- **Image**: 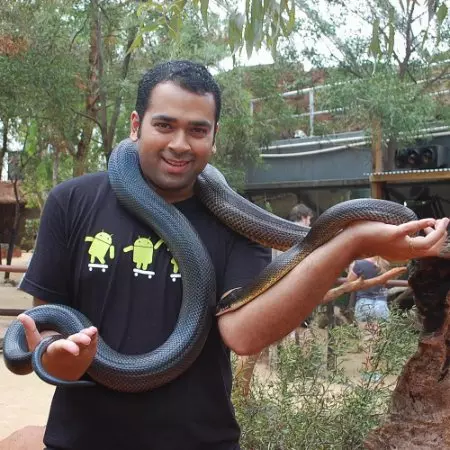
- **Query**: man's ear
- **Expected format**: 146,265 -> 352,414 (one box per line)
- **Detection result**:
212,122 -> 220,148
130,111 -> 140,141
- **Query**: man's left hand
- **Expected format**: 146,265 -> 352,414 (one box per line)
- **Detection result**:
345,217 -> 449,262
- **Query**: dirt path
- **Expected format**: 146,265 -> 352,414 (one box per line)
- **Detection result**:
0,254 -> 53,441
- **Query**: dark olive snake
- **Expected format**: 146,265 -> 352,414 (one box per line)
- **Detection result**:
3,138 -> 418,392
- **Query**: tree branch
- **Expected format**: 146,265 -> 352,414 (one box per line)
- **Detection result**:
72,108 -> 102,129
323,266 -> 407,302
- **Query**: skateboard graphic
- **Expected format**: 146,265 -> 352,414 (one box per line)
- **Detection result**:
133,268 -> 156,279
170,273 -> 181,282
88,263 -> 108,273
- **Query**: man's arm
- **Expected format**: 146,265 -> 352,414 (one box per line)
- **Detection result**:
218,218 -> 448,355
18,298 -> 97,380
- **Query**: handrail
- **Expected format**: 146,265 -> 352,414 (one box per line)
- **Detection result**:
0,265 -> 27,273
0,273 -> 408,318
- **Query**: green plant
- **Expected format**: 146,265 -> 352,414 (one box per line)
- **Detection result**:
232,309 -> 419,449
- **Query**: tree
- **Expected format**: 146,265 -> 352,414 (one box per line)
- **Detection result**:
288,0 -> 450,172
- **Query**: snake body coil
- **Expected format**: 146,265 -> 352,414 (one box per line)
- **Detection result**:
3,139 -> 417,392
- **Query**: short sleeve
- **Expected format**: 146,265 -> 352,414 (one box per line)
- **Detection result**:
352,260 -> 364,277
222,234 -> 271,296
20,191 -> 70,304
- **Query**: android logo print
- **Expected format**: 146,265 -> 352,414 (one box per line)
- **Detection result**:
85,231 -> 115,272
123,237 -> 164,279
170,256 -> 181,282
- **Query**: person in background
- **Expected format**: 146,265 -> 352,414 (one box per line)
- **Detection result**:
347,256 -> 391,381
272,203 -> 314,343
288,203 -> 314,227
347,256 -> 391,323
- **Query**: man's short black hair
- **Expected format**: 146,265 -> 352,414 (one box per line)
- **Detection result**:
135,60 -> 221,124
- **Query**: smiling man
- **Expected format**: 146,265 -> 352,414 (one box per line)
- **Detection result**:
16,60 -> 448,450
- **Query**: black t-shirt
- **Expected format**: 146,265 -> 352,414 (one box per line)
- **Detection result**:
20,172 -> 271,450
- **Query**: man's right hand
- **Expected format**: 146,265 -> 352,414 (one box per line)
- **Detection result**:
18,313 -> 98,382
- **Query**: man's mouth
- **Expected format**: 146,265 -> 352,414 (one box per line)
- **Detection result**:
164,158 -> 190,167
161,156 -> 192,174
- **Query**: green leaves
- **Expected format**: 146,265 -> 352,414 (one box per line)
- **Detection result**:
135,0 -> 297,59
369,18 -> 381,58
200,0 -> 209,26
436,2 -> 448,25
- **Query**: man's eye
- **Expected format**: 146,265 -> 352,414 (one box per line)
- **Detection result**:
155,123 -> 171,130
191,128 -> 207,136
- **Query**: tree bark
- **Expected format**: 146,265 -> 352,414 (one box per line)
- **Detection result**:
0,117 -> 9,179
101,26 -> 137,160
4,179 -> 21,281
52,148 -> 60,187
365,257 -> 450,449
385,137 -> 398,172
73,0 -> 100,177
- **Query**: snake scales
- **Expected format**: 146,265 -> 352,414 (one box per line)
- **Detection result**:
3,138 -> 417,392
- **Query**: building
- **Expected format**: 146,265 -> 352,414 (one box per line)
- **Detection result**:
245,129 -> 450,221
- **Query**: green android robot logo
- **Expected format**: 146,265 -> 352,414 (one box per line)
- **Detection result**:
123,237 -> 164,271
85,231 -> 115,265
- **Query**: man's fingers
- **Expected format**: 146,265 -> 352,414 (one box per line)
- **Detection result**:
17,314 -> 41,351
68,333 -> 92,347
82,326 -> 98,339
46,338 -> 81,356
408,219 -> 448,251
46,328 -> 98,357
397,218 -> 436,236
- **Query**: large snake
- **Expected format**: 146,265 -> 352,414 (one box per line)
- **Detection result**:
3,138 -> 418,392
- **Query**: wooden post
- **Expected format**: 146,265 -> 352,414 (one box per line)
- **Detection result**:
371,119 -> 385,200
370,180 -> 384,199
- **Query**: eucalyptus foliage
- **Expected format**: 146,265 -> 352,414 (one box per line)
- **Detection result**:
233,308 -> 419,449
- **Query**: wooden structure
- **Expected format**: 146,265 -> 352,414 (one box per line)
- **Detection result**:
0,181 -> 26,256
370,167 -> 450,198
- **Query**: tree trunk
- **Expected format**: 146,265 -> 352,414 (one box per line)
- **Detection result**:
72,0 -> 100,177
73,129 -> 93,177
4,179 -> 21,281
371,118 -> 383,173
365,257 -> 450,449
385,137 -> 398,172
52,148 -> 60,187
102,26 -> 138,160
370,118 -> 385,198
0,117 -> 9,179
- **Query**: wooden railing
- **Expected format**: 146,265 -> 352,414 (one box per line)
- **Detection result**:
0,266 -> 409,317
0,265 -> 27,274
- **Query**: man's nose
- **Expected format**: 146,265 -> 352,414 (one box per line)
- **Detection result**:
168,131 -> 190,153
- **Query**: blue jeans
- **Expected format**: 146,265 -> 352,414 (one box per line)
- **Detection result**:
355,298 -> 389,322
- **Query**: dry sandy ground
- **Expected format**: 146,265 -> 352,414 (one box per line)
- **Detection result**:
0,254 -> 53,443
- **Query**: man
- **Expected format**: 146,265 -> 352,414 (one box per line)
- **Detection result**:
17,60 -> 448,450
273,202 -> 315,335
288,203 -> 314,227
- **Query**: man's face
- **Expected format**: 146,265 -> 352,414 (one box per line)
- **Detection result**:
298,216 -> 312,227
131,81 -> 217,203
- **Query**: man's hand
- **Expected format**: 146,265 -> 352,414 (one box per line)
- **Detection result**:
17,313 -> 98,381
346,217 -> 449,262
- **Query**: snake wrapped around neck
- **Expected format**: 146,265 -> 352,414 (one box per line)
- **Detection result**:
3,138 -> 418,392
